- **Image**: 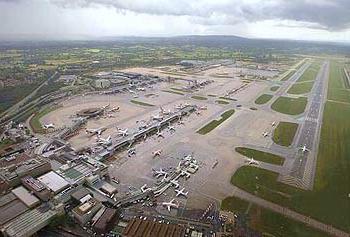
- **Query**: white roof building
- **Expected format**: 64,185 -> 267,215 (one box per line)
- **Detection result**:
37,171 -> 70,194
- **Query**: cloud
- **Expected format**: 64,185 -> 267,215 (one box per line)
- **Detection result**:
51,0 -> 350,31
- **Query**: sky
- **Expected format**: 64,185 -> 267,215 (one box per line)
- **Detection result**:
1,0 -> 350,42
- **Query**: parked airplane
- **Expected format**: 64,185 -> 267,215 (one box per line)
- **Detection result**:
162,199 -> 179,212
96,135 -> 112,145
152,114 -> 164,121
86,127 -> 106,136
170,179 -> 179,188
136,87 -> 146,91
156,131 -> 164,138
154,168 -> 167,178
245,157 -> 260,166
262,132 -> 269,137
168,124 -> 175,132
127,148 -> 136,156
180,170 -> 191,179
108,106 -> 120,113
198,105 -> 207,110
128,89 -> 136,94
117,128 -> 128,137
42,123 -> 55,129
175,188 -> 188,198
300,145 -> 310,153
160,106 -> 171,115
272,121 -> 276,126
152,149 -> 162,157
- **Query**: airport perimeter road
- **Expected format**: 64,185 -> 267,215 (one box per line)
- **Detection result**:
231,186 -> 350,237
284,61 -> 329,189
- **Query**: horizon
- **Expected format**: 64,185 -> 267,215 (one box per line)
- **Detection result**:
1,0 -> 350,43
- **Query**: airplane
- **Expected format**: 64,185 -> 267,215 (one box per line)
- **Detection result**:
156,131 -> 164,138
108,106 -> 120,113
160,106 -> 171,115
272,121 -> 276,126
245,157 -> 260,166
170,179 -> 179,188
96,135 -> 112,145
86,127 -> 106,136
300,145 -> 310,153
152,114 -> 164,121
183,154 -> 193,162
168,124 -> 175,132
198,105 -> 207,110
42,123 -> 55,129
162,199 -> 179,212
175,188 -> 188,198
128,89 -> 136,94
101,104 -> 110,110
180,170 -> 191,179
152,149 -> 162,157
262,132 -> 269,137
127,148 -> 136,156
154,168 -> 168,178
136,87 -> 146,91
117,128 -> 128,137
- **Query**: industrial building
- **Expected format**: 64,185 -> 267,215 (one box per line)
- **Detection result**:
37,171 -> 70,194
72,197 -> 102,225
93,208 -> 118,234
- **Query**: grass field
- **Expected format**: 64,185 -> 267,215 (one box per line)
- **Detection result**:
130,100 -> 155,107
197,109 -> 235,135
221,196 -> 329,237
287,81 -> 314,94
270,86 -> 280,91
216,100 -> 230,105
297,62 -> 320,82
235,147 -> 284,165
191,95 -> 208,101
327,61 -> 350,103
161,90 -> 184,95
221,196 -> 249,214
271,96 -> 307,115
29,107 -> 57,133
255,94 -> 273,105
0,139 -> 15,150
272,122 -> 298,147
219,97 -> 237,101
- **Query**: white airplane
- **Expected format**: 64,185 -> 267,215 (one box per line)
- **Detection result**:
183,154 -> 193,162
156,131 -> 164,138
262,132 -> 269,137
136,87 -> 146,91
42,123 -> 55,129
96,135 -> 112,145
101,104 -> 110,110
127,148 -> 136,156
108,106 -> 120,112
168,124 -> 175,132
117,128 -> 128,137
86,127 -> 106,136
152,149 -> 162,157
245,157 -> 260,166
198,105 -> 207,110
175,188 -> 188,198
180,170 -> 191,179
170,179 -> 179,188
152,114 -> 164,121
300,145 -> 309,153
160,106 -> 171,115
272,121 -> 276,126
162,199 -> 179,212
154,168 -> 167,178
128,89 -> 136,94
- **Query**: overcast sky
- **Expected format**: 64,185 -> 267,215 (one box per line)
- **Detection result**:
1,0 -> 350,42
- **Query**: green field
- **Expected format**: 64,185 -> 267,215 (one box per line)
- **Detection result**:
235,147 -> 284,165
287,81 -> 314,94
270,86 -> 280,91
271,96 -> 307,115
29,106 -> 57,133
191,95 -> 208,101
297,62 -> 320,82
281,70 -> 296,81
221,196 -> 329,237
327,61 -> 350,103
130,100 -> 155,107
255,94 -> 273,105
197,109 -> 235,135
273,122 -> 298,147
216,100 -> 230,105
161,90 -> 184,95
221,196 -> 249,214
219,97 -> 237,101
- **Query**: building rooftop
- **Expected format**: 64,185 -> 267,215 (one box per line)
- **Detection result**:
11,186 -> 40,208
37,171 -> 70,193
0,193 -> 28,226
